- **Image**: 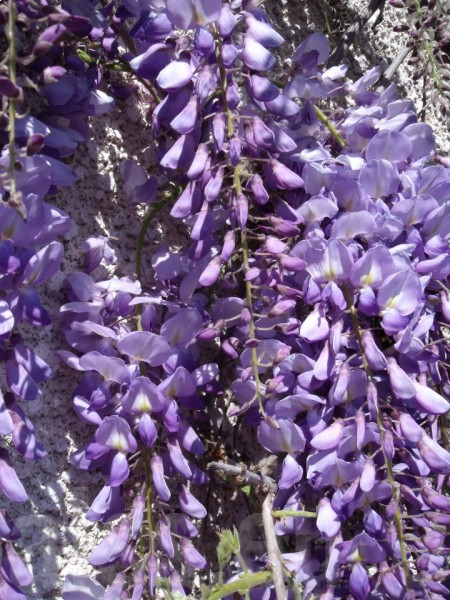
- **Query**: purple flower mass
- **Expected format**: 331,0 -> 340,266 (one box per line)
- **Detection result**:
0,0 -> 450,598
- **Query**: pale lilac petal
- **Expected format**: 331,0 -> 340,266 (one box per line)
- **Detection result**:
412,381 -> 450,415
279,455 -> 303,489
245,13 -> 284,47
157,61 -> 194,92
118,331 -> 171,366
108,452 -> 130,487
300,306 -> 329,342
181,538 -> 207,569
151,455 -> 171,501
418,435 -> 450,474
178,484 -> 207,518
242,37 -> 275,71
122,376 -> 166,414
311,420 -> 344,451
330,211 -> 377,241
20,241 -> 62,287
387,358 -> 416,400
138,414 -> 157,447
95,416 -> 137,453
79,352 -> 130,384
378,271 -> 422,316
317,497 -> 340,539
0,450 -> 28,502
88,520 -> 130,566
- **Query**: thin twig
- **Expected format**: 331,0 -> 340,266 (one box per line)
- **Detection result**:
262,494 -> 286,600
208,461 -> 277,493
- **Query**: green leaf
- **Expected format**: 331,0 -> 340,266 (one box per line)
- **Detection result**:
76,49 -> 94,64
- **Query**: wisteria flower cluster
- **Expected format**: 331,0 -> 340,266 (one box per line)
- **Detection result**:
1,0 -> 450,599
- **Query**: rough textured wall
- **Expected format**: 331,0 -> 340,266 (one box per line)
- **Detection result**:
12,1 -> 448,597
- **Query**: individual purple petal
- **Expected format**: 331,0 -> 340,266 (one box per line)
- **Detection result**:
177,422 -> 205,455
62,574 -> 106,600
0,542 -> 32,588
151,455 -> 171,501
300,305 -> 329,342
421,486 -> 450,511
159,514 -> 174,558
365,130 -> 412,163
160,134 -> 195,170
249,75 -> 279,102
359,459 -> 376,493
337,531 -> 386,564
159,367 -> 197,399
398,413 -> 424,443
402,123 -> 435,160
118,331 -> 171,366
6,360 -> 40,401
85,485 -> 125,523
295,239 -> 353,283
359,159 -> 400,198
330,211 -> 377,241
79,352 -> 130,384
293,32 -> 330,65
170,95 -> 198,134
411,382 -> 450,415
157,60 -> 194,92
178,484 -> 207,518
167,436 -> 192,478
161,308 -> 203,346
122,161 -> 157,206
95,416 -> 137,453
122,376 -> 166,414
0,301 -> 14,336
242,37 -> 275,71
361,330 -> 387,371
245,13 -> 284,47
108,452 -> 130,487
417,435 -> 450,475
378,271 -> 422,316
194,27 -> 214,58
88,520 -> 130,566
138,414 -> 157,447
166,0 -> 221,28
257,417 -> 305,455
387,358 -> 415,400
350,246 -> 396,289
0,450 -> 28,503
20,242 -> 63,287
192,363 -> 219,386
217,3 -> 236,35
349,563 -> 370,600
279,455 -> 303,490
131,494 -> 145,541
311,420 -> 344,451
317,497 -> 340,539
181,538 -> 207,569
265,94 -> 300,117
266,159 -> 304,189
10,288 -> 51,327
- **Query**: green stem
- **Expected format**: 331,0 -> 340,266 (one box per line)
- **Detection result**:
313,104 -> 346,148
215,33 -> 266,415
143,448 -> 155,555
272,510 -> 317,518
207,571 -> 273,600
8,0 -> 16,199
345,291 -> 412,588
